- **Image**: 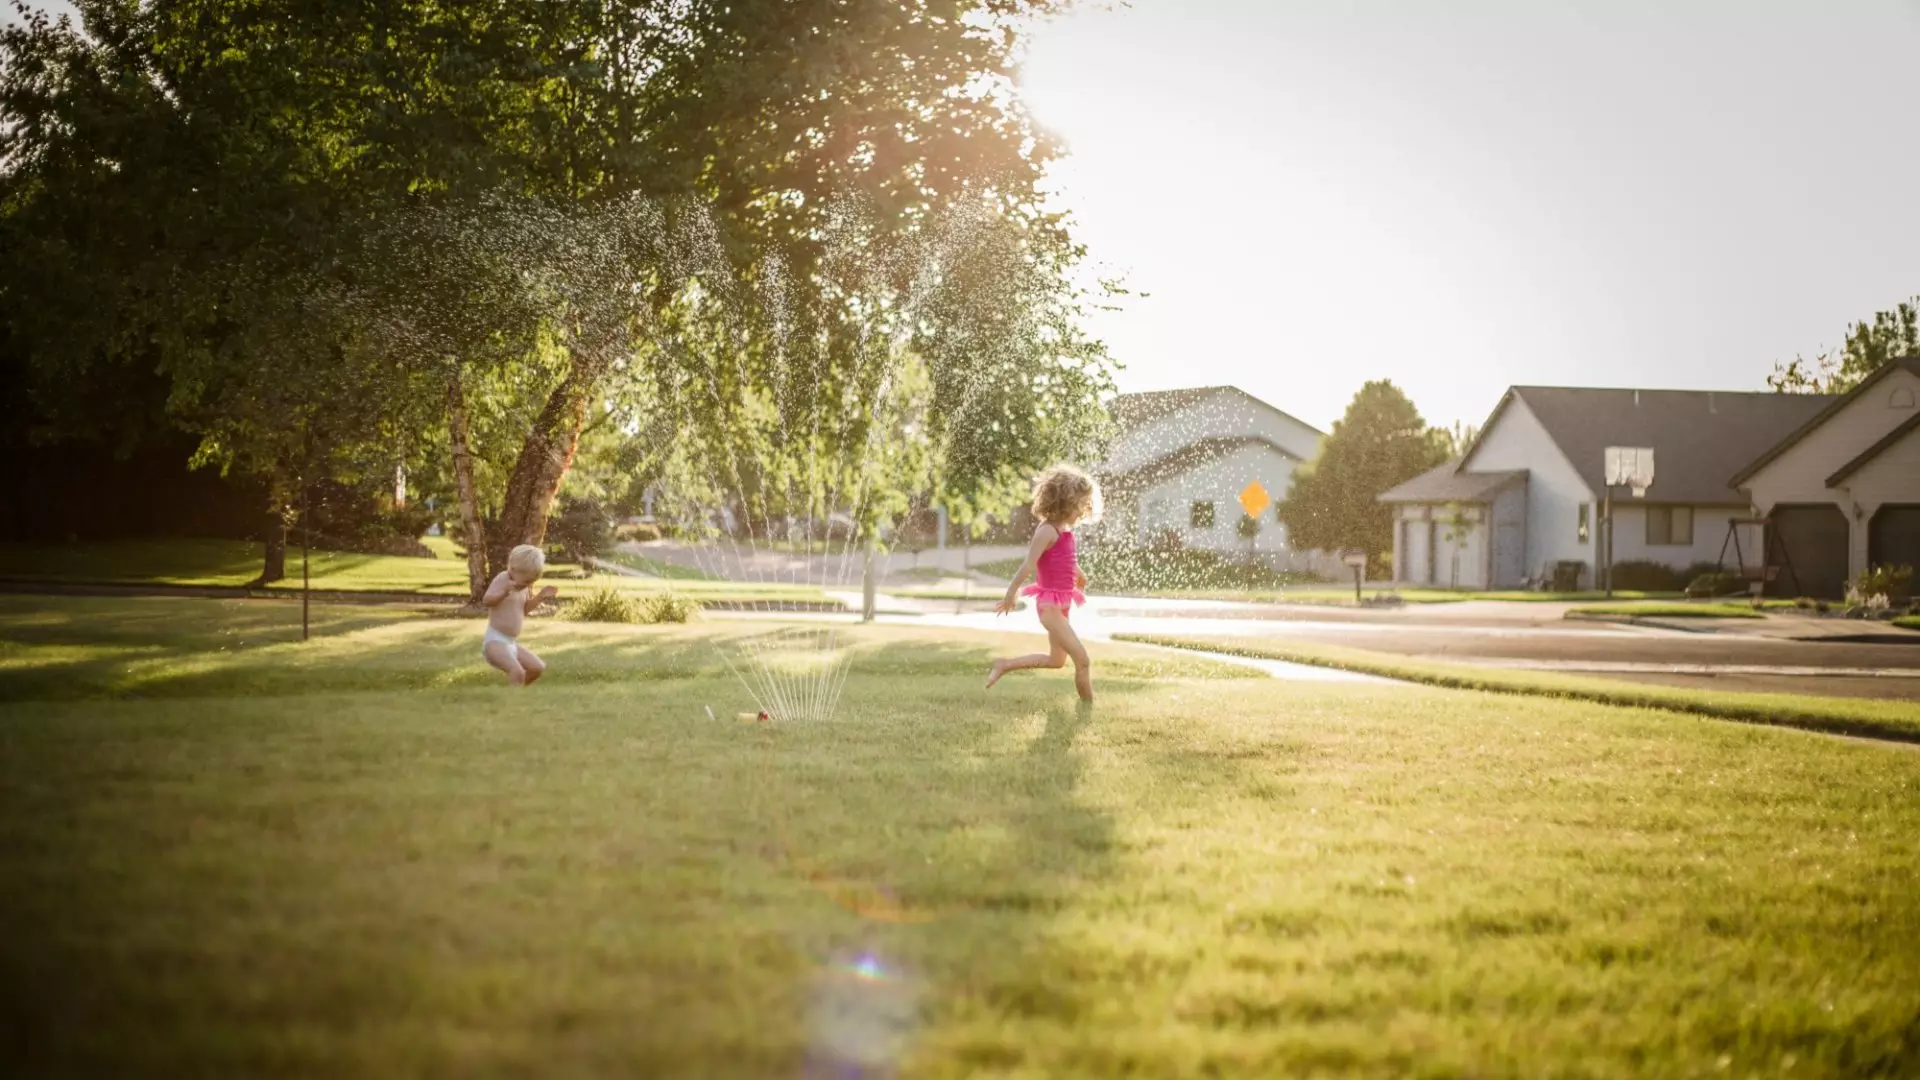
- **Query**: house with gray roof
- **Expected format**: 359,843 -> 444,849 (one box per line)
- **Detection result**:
1097,386 -> 1328,569
1730,357 -> 1920,598
1379,382 -> 1852,592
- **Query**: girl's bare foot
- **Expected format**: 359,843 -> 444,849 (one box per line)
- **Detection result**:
985,660 -> 1008,690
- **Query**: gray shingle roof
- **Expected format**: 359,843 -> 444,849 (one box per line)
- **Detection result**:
1378,459 -> 1528,504
1103,435 -> 1299,494
1472,386 -> 1836,504
1109,386 -> 1325,438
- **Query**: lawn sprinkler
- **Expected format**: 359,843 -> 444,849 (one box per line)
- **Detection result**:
738,710 -> 772,723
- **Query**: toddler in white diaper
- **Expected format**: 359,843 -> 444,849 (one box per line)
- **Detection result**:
482,544 -> 559,686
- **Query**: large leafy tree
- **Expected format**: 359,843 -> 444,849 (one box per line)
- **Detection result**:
1769,297 -> 1919,394
2,0 -> 1106,595
1277,380 -> 1448,566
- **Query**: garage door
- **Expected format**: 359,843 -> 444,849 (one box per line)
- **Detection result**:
1869,505 -> 1920,572
1769,504 -> 1851,600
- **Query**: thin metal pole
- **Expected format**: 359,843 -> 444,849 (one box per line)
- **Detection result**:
1603,489 -> 1613,599
301,473 -> 311,641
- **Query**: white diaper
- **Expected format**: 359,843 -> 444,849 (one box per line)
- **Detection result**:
481,626 -> 518,658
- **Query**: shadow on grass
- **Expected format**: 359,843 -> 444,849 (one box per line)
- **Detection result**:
735,636 -> 1118,1075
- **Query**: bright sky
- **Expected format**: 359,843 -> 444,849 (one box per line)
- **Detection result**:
13,1 -> 1918,433
1018,0 -> 1920,431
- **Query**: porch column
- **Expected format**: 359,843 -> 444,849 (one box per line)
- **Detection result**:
1850,498 -> 1877,583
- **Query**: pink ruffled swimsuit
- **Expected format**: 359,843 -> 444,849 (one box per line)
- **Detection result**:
1021,528 -> 1085,616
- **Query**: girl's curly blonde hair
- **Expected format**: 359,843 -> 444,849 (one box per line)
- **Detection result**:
1030,463 -> 1102,528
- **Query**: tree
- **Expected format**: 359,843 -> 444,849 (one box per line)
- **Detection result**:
3,0 -> 1095,578
1277,381 -> 1448,567
1769,297 -> 1919,394
1430,420 -> 1480,460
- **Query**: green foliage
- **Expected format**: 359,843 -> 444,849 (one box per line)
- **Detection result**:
613,522 -> 664,543
1607,560 -> 1685,592
1235,514 -> 1261,541
633,591 -> 702,625
545,496 -> 614,565
565,581 -> 702,625
1854,564 -> 1914,603
1768,297 -> 1919,394
1686,572 -> 1748,598
1276,381 -> 1450,564
2,0 -> 1105,586
565,582 -> 643,624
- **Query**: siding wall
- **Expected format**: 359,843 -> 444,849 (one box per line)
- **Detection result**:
1462,396 -> 1597,585
1132,443 -> 1302,557
1603,502 -> 1755,572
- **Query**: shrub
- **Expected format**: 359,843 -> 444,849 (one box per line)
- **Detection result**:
1682,560 -> 1725,582
1856,564 -> 1914,604
1236,514 -> 1261,541
566,581 -> 640,623
1793,596 -> 1816,609
614,521 -> 663,544
635,591 -> 701,624
1685,572 -> 1745,598
1608,560 -> 1683,592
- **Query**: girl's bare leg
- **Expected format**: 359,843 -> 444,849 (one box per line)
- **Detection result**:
516,645 -> 547,686
1038,606 -> 1093,702
484,640 -> 527,686
986,617 -> 1070,689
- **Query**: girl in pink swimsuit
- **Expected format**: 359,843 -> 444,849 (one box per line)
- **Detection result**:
987,464 -> 1103,702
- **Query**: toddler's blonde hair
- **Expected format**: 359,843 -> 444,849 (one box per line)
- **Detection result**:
1030,463 -> 1102,528
507,544 -> 546,579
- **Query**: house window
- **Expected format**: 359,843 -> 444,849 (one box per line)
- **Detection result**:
1577,503 -> 1590,543
1190,501 -> 1215,529
1646,505 -> 1694,546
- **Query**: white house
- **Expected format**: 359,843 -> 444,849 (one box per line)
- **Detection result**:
1095,386 -> 1327,569
1377,460 -> 1528,590
1380,383 -> 1839,591
1731,357 -> 1920,598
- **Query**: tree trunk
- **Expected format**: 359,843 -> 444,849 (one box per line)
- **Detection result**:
488,357 -> 602,575
447,371 -> 490,603
255,481 -> 287,586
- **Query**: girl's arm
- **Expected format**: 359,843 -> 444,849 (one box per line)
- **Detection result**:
482,572 -> 517,608
997,524 -> 1059,611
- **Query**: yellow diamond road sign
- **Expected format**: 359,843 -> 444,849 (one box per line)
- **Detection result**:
1238,480 -> 1271,519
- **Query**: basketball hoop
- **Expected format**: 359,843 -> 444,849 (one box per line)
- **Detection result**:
1606,447 -> 1655,499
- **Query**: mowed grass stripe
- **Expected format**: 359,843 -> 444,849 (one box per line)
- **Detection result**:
1120,634 -> 1920,745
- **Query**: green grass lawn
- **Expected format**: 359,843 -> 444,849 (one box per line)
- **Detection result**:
2,597 -> 1918,1077
1569,601 -> 1764,620
1895,615 -> 1920,632
1119,634 -> 1920,743
595,547 -> 721,581
0,538 -> 825,604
